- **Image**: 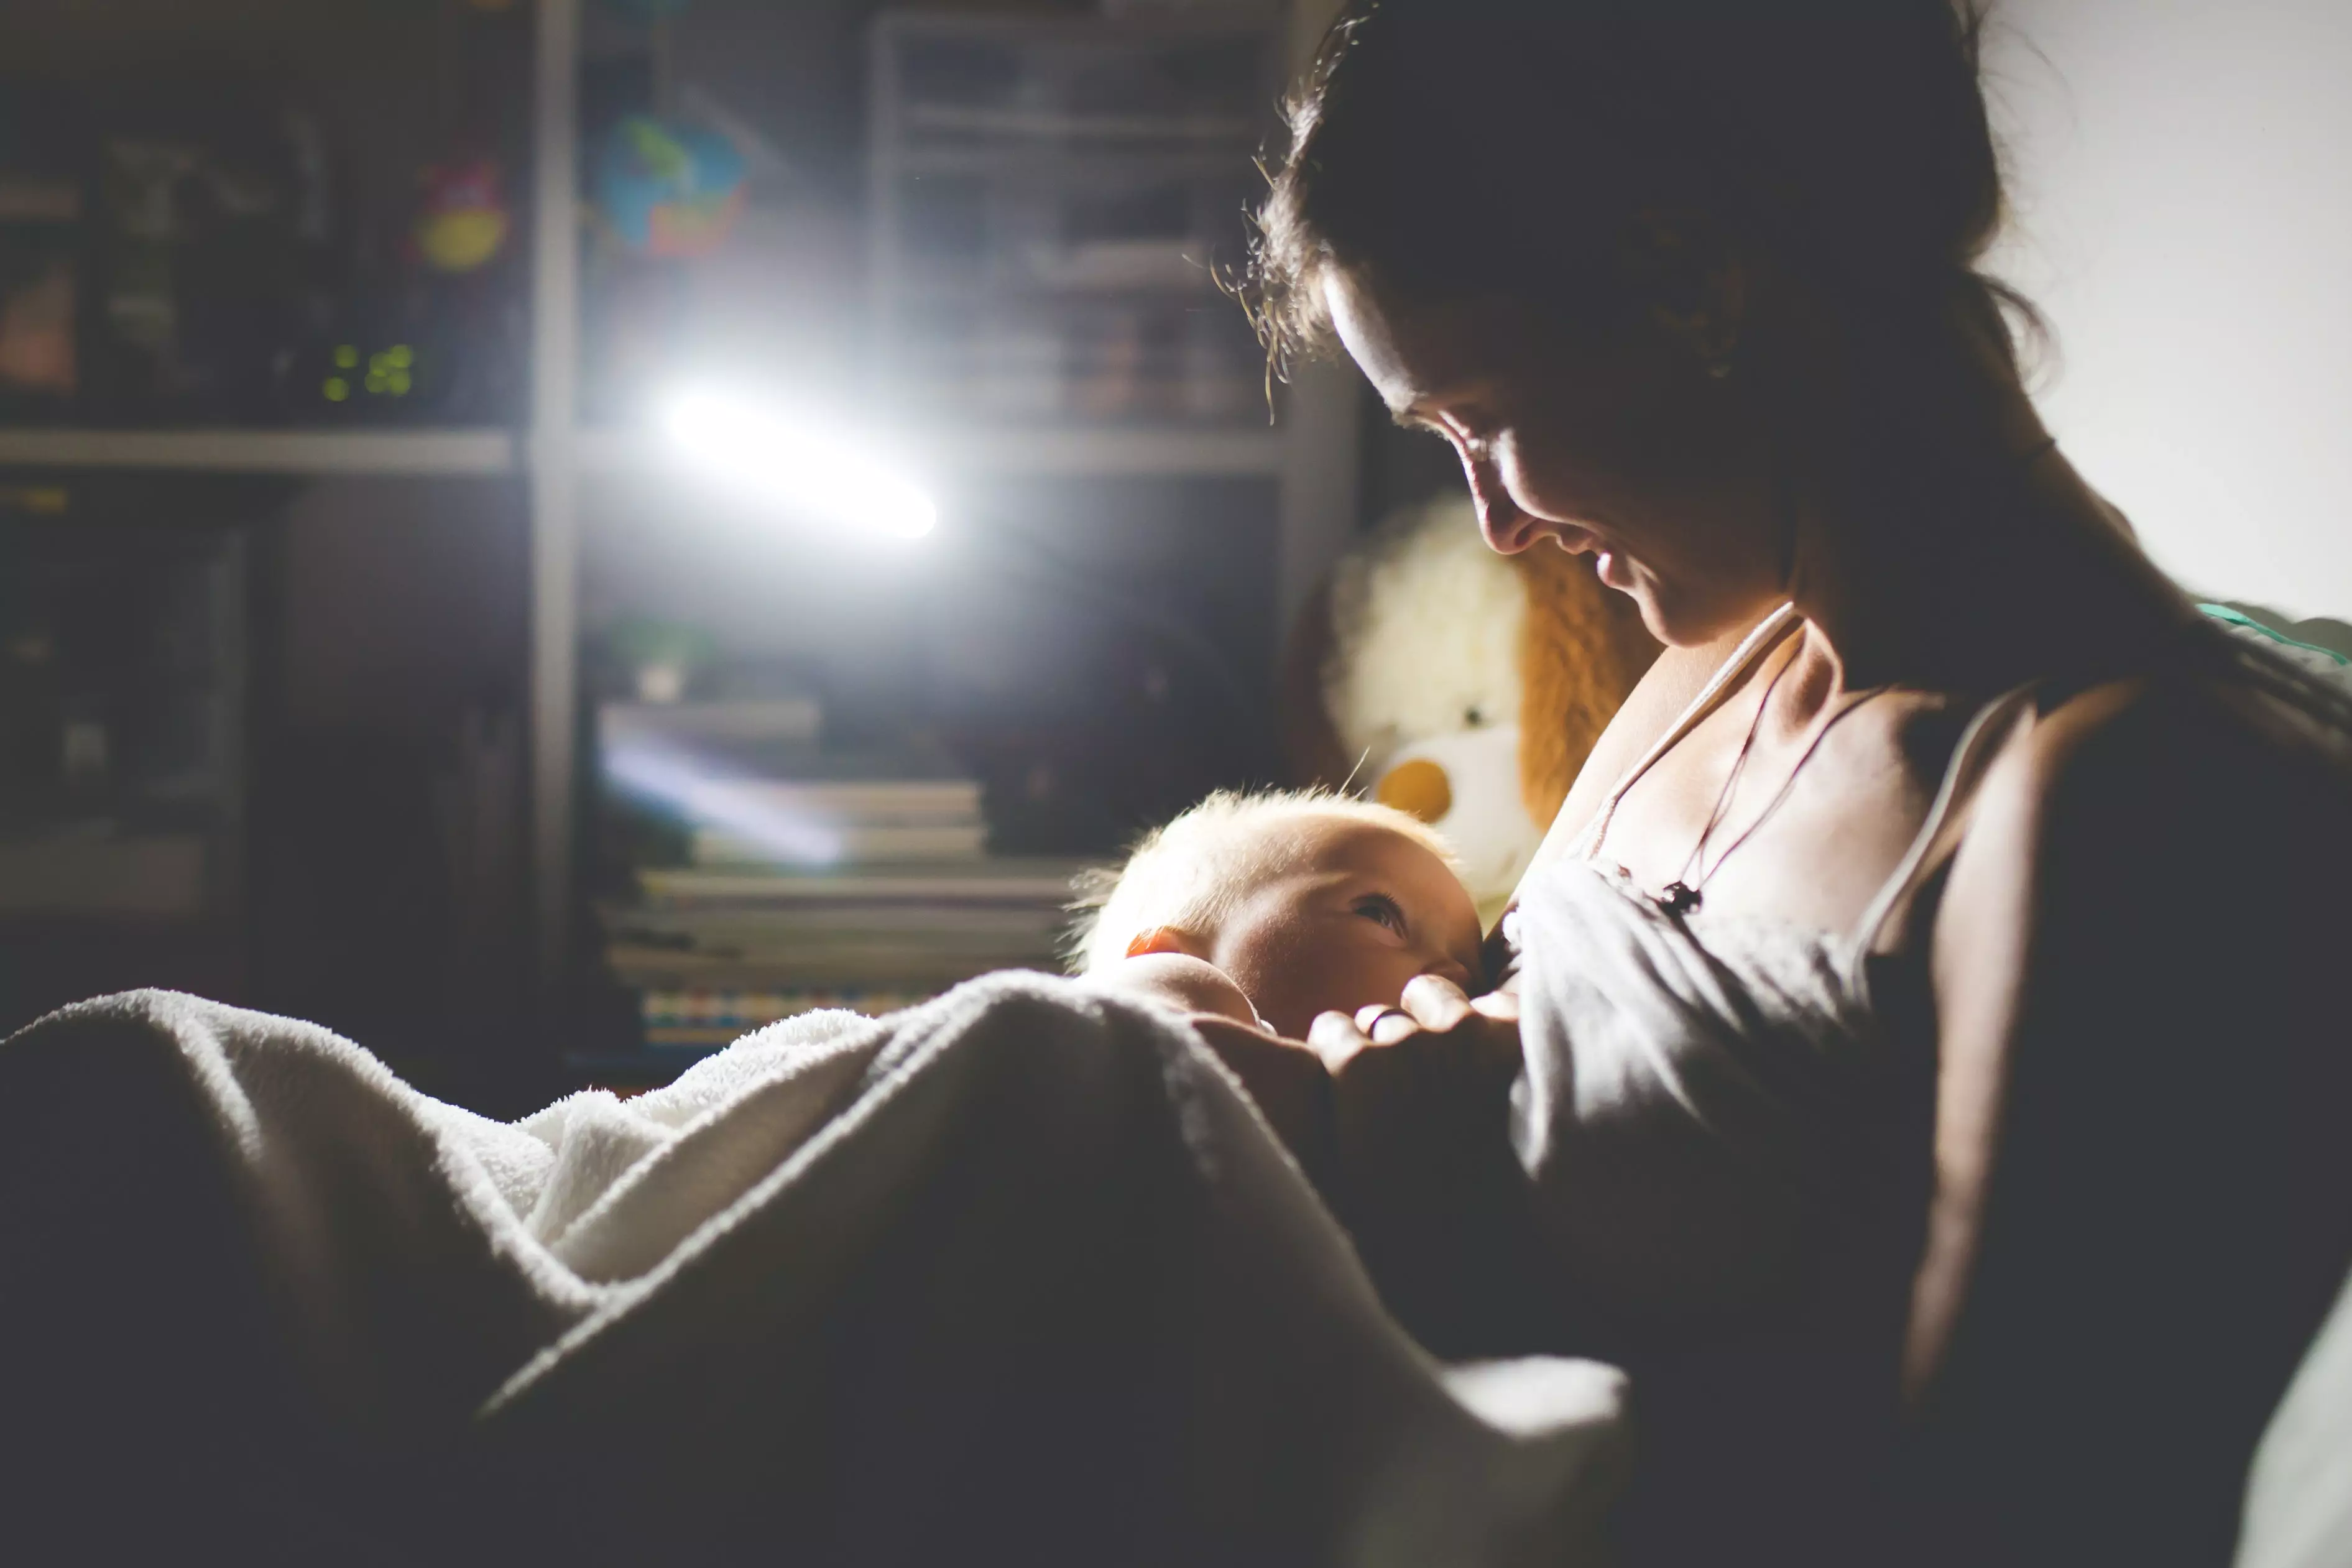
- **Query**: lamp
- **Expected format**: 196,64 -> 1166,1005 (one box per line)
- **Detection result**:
662,387 -> 937,541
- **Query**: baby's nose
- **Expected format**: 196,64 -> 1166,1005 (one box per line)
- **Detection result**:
1421,956 -> 1477,994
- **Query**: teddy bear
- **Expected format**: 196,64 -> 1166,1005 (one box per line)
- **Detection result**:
1281,495 -> 1657,920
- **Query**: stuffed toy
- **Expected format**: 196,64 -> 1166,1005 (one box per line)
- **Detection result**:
1281,496 -> 1656,920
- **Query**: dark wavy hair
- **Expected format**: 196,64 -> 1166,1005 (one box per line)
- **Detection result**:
1247,0 -> 2039,380
1247,0 -> 2352,754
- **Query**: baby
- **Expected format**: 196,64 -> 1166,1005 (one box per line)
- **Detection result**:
1068,789 -> 1487,1043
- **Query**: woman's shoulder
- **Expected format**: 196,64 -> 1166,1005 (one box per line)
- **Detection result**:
2003,653 -> 2349,814
1947,663 -> 2352,951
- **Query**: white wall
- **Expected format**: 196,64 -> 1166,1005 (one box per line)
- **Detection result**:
1985,0 -> 2352,619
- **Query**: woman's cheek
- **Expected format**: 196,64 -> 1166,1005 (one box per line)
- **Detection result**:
1499,428 -> 1605,526
1494,443 -> 1547,520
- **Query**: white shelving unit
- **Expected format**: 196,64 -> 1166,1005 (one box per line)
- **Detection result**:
574,423 -> 1286,479
0,0 -> 1360,998
0,429 -> 520,476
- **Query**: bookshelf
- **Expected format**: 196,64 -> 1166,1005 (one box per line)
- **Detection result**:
0,423 -> 1282,484
0,0 -> 1360,1012
0,430 -> 519,476
574,423 -> 1285,480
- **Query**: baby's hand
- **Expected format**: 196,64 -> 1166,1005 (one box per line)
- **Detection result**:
1086,951 -> 1262,1030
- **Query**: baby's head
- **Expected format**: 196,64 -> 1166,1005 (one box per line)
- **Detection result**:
1069,789 -> 1485,1040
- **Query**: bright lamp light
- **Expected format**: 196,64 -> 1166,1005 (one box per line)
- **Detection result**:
663,389 -> 938,540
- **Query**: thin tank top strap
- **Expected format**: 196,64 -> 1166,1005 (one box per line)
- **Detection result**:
1850,681 -> 2041,957
1572,603 -> 1804,864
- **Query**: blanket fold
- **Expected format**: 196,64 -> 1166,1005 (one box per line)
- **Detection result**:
0,976 -> 1625,1567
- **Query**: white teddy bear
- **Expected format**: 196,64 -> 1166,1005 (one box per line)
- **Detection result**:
1321,496 -> 1549,920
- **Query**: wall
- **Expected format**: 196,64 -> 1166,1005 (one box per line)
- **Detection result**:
1985,0 -> 2352,620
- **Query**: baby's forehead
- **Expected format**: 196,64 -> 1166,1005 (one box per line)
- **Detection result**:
1240,813 -> 1443,882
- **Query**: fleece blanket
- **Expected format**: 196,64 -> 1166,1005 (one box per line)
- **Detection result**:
0,975 -> 1625,1567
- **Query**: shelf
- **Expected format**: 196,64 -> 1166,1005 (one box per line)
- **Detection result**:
0,428 -> 520,477
888,277 -> 1227,305
578,423 -> 1284,480
0,423 -> 1283,482
892,145 -> 1258,179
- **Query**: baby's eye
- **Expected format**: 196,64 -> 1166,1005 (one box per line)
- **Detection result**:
1353,893 -> 1408,936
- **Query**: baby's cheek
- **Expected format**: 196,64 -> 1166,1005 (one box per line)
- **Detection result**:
1293,956 -> 1418,1037
1216,928 -> 1339,1041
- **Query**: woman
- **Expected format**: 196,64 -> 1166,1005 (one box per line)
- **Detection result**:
7,7 -> 2345,1563
1228,2 -> 2352,1563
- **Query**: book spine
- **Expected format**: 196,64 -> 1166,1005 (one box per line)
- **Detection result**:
639,987 -> 939,1035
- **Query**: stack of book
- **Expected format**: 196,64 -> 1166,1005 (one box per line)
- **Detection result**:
685,772 -> 990,870
595,706 -> 1087,1051
605,860 -> 1088,1048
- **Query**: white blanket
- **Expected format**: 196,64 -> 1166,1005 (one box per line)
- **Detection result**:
0,975 -> 1625,1566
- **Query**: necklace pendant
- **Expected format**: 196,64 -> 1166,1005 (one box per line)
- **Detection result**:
1656,880 -> 1703,916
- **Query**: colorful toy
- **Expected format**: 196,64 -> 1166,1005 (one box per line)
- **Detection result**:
281,328 -> 436,422
414,159 -> 510,274
1282,495 -> 1656,919
594,116 -> 745,259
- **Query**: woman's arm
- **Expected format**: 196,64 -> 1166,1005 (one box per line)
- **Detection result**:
1304,985 -> 1544,1353
1188,1016 -> 1339,1192
1909,681 -> 2352,1565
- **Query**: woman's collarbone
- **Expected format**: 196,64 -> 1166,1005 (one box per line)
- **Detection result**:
1602,694 -> 1953,933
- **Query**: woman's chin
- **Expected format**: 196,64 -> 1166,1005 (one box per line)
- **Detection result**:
1634,582 -> 1761,649
1610,574 -> 1681,645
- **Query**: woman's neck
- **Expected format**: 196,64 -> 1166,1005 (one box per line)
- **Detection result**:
1770,298 -> 2195,700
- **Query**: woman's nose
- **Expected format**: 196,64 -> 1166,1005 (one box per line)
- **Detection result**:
1464,454 -> 1542,555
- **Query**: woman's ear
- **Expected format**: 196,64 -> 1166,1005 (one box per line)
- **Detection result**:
1620,206 -> 1748,376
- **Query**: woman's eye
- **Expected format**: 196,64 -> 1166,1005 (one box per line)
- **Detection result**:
1353,894 -> 1408,936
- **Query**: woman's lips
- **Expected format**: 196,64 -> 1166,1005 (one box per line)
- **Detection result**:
1547,523 -> 1636,591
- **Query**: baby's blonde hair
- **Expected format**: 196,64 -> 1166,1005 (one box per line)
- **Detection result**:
1064,786 -> 1459,975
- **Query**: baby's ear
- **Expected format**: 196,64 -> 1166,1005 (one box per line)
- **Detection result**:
1125,926 -> 1199,960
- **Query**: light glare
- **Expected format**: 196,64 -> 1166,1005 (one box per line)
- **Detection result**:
665,390 -> 937,540
605,739 -> 846,866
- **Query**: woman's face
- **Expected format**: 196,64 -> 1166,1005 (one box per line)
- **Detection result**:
1324,265 -> 1787,647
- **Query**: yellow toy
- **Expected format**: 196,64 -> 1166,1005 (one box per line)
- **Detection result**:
414,160 -> 510,275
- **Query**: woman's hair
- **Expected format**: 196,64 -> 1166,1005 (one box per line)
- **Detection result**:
1246,1 -> 2352,762
1248,0 -> 2034,379
1063,787 -> 1457,975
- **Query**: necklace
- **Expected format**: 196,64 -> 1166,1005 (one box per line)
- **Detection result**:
1653,641 -> 1895,917
1643,438 -> 2054,916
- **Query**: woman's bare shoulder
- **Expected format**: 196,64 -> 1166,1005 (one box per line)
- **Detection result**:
1940,674 -> 2352,970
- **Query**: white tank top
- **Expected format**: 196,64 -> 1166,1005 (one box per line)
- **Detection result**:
1500,604 -> 2036,1343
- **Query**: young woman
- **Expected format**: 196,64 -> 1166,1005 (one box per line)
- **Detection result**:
1240,2 -> 2352,1562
